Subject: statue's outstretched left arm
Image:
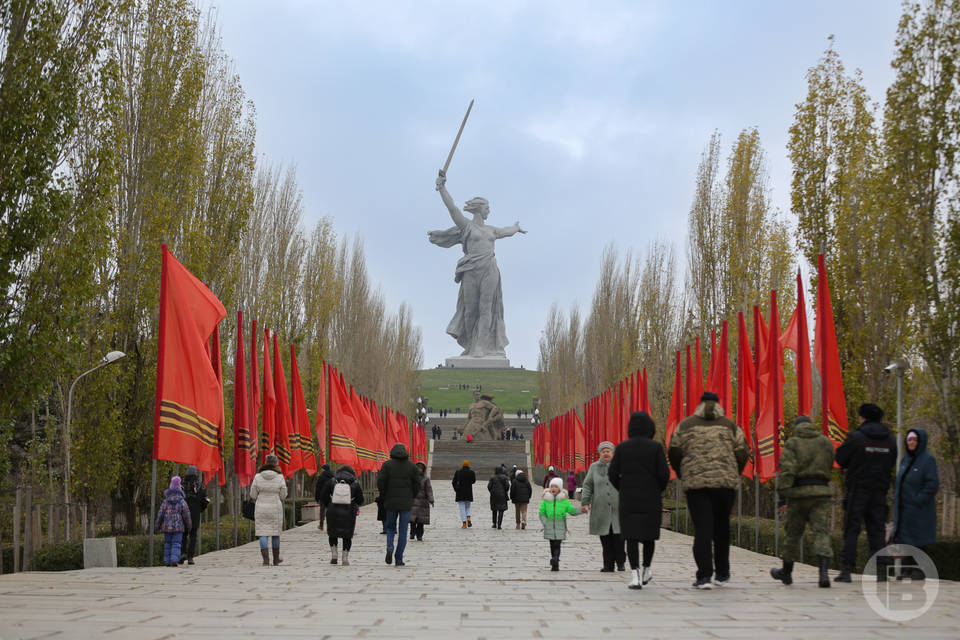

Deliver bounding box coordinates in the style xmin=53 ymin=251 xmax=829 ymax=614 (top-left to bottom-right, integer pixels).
xmin=495 ymin=221 xmax=527 ymax=239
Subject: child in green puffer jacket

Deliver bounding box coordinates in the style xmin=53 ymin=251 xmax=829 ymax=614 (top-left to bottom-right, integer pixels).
xmin=539 ymin=477 xmax=580 ymax=571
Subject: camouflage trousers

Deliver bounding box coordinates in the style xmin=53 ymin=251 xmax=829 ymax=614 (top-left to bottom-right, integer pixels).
xmin=782 ymin=496 xmax=833 ymax=562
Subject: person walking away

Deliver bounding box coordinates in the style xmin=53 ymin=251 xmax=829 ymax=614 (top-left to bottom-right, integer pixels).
xmin=377 ymin=443 xmax=421 ymax=567
xmin=411 ymin=462 xmax=435 ymax=541
xmin=566 ymin=469 xmax=578 ymax=503
xmin=320 ymin=464 xmax=363 ymax=565
xmin=610 ymin=414 xmax=670 ymax=588
xmin=453 ymin=460 xmax=477 ymax=528
xmin=488 ymin=465 xmax=510 ymax=529
xmin=668 ymin=392 xmax=749 ymax=589
xmin=834 ymin=403 xmax=897 ymax=582
xmin=314 ymin=464 xmax=335 ymax=531
xmin=542 ymin=466 xmax=558 ymax=488
xmin=770 ymin=416 xmax=835 ymax=588
xmin=155 ymin=476 xmax=192 ymax=567
xmin=181 ymin=466 xmax=207 ymax=564
xmin=250 ymin=454 xmax=287 ymax=566
xmin=510 ymin=469 xmax=533 ymax=529
xmin=892 ymin=428 xmax=939 ymax=580
xmin=539 ymin=477 xmax=580 ymax=571
xmin=582 ymin=441 xmax=625 ymax=573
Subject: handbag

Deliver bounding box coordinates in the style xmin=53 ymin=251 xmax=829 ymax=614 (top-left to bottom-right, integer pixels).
xmin=242 ymin=498 xmax=256 ymax=520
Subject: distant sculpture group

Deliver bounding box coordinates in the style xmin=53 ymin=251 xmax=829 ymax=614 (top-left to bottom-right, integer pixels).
xmin=458 ymin=391 xmax=505 ymax=441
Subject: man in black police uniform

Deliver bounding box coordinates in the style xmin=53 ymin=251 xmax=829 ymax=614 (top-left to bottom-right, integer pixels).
xmin=834 ymin=403 xmax=897 ymax=582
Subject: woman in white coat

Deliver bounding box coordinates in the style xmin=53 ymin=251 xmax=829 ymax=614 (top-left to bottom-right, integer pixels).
xmin=250 ymin=454 xmax=287 ymax=566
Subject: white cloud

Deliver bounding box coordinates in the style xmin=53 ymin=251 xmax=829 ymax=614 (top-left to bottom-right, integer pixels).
xmin=522 ymin=100 xmax=654 ymax=161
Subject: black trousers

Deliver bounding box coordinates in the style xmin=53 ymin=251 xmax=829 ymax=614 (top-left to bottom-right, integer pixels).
xmin=328 ymin=535 xmax=352 ymax=551
xmin=625 ymin=539 xmax=656 ymax=569
xmin=599 ymin=528 xmax=626 ymax=569
xmin=549 ymin=539 xmax=562 ymax=559
xmin=184 ymin=523 xmax=199 ymax=559
xmin=686 ymin=487 xmax=735 ymax=581
xmin=410 ymin=521 xmax=425 ymax=540
xmin=492 ymin=509 xmax=504 ymax=527
xmin=840 ymin=488 xmax=887 ymax=569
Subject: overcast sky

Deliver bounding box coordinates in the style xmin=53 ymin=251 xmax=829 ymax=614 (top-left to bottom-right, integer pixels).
xmin=217 ymin=1 xmax=903 ymax=371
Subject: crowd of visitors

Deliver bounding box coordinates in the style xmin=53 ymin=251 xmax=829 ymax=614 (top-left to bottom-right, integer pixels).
xmin=157 ymin=395 xmax=938 ymax=592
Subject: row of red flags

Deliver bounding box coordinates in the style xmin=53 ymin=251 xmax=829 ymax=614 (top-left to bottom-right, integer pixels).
xmin=152 ymin=245 xmax=426 ymax=487
xmin=534 ymin=254 xmax=848 ymax=484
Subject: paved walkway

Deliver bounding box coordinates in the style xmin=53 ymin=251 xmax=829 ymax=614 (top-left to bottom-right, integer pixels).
xmin=1 ymin=485 xmax=958 ymax=639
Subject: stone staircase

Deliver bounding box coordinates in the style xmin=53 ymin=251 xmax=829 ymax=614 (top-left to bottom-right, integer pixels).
xmin=430 ymin=439 xmax=529 ymax=480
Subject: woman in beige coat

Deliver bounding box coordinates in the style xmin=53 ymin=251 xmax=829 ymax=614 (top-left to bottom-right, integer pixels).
xmin=250 ymin=454 xmax=287 ymax=566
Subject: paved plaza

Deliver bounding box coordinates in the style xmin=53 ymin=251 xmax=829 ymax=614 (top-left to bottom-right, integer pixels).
xmin=0 ymin=484 xmax=957 ymax=639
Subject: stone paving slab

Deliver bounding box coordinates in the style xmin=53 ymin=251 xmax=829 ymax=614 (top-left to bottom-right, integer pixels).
xmin=0 ymin=484 xmax=958 ymax=639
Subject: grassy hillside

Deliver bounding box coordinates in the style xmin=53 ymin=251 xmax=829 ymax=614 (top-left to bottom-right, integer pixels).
xmin=418 ymin=368 xmax=539 ymax=415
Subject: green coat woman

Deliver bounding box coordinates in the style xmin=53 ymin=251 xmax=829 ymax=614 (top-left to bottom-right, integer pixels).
xmin=581 ymin=457 xmax=620 ymax=536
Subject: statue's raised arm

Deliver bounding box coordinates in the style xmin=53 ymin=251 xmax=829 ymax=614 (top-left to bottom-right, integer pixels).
xmin=435 ymin=173 xmax=468 ymax=229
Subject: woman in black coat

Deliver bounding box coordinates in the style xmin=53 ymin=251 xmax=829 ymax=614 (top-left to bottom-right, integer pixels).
xmin=181 ymin=466 xmax=208 ymax=564
xmin=509 ymin=470 xmax=533 ymax=529
xmin=487 ymin=465 xmax=510 ymax=529
xmin=320 ymin=465 xmax=364 ymax=566
xmin=452 ymin=461 xmax=476 ymax=528
xmin=609 ymin=411 xmax=669 ymax=589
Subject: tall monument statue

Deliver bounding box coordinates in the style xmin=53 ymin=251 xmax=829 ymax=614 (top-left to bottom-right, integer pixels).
xmin=427 ymin=101 xmax=526 ymax=368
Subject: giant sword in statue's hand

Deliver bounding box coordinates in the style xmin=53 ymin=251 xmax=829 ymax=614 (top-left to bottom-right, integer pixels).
xmin=439 ymin=99 xmax=474 ymax=178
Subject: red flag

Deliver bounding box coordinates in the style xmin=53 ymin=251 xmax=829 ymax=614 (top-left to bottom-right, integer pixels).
xmin=209 ymin=325 xmax=226 ymax=485
xmin=233 ymin=311 xmax=256 ymax=487
xmin=665 ymin=351 xmax=683 ymax=480
xmin=707 ymin=321 xmax=732 ymax=414
xmin=737 ymin=311 xmax=756 ymax=478
xmin=685 ymin=344 xmax=695 ymax=418
xmin=260 ymin=329 xmax=276 ymax=461
xmin=290 ymin=346 xmax=317 ymax=475
xmin=249 ymin=320 xmax=260 ymax=463
xmin=351 ymin=388 xmax=378 ymax=471
xmin=815 ymin=254 xmax=849 ymax=445
xmin=694 ymin=336 xmax=704 ymax=404
xmin=313 ymin=362 xmax=327 ymax=465
xmin=780 ymin=272 xmax=813 ymax=417
xmin=153 ymin=245 xmax=226 ymax=477
xmin=573 ymin=411 xmax=586 ymax=472
xmin=328 ymin=369 xmax=360 ymax=467
xmin=706 ymin=329 xmax=717 ymax=386
xmin=272 ymin=336 xmax=298 ymax=475
xmin=641 ymin=368 xmax=650 ymax=413
xmin=755 ymin=291 xmax=784 ymax=480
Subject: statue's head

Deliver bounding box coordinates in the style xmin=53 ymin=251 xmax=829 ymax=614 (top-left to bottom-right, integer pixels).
xmin=464 ymin=197 xmax=489 ymax=219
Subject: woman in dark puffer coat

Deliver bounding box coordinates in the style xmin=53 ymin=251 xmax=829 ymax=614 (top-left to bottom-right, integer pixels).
xmin=320 ymin=465 xmax=363 ymax=566
xmin=410 ymin=462 xmax=435 ymax=541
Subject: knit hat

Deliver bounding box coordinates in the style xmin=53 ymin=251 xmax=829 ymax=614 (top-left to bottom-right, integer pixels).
xmin=265 ymin=453 xmax=280 ymax=467
xmin=793 ymin=415 xmax=812 ymax=427
xmin=549 ymin=477 xmax=563 ymax=489
xmin=548 ymin=465 xmax=555 ymax=472
xmin=700 ymin=391 xmax=720 ymax=403
xmin=598 ymin=441 xmax=614 ymax=453
xmin=462 ymin=460 xmax=470 ymax=467
xmin=858 ymin=403 xmax=884 ymax=422
xmin=184 ymin=465 xmax=199 ymax=478
xmin=169 ymin=476 xmax=181 ymax=491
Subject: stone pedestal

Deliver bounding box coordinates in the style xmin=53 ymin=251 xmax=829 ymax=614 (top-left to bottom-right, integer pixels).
xmin=83 ymin=537 xmax=117 ymax=569
xmin=445 ymin=355 xmax=510 ymax=369
xmin=300 ymin=503 xmax=320 ymax=521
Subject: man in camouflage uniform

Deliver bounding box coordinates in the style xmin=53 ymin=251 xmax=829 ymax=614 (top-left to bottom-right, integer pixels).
xmin=668 ymin=391 xmax=750 ymax=589
xmin=771 ymin=416 xmax=835 ymax=588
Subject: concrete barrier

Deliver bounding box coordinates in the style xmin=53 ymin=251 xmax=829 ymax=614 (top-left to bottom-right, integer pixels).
xmin=83 ymin=537 xmax=117 ymax=569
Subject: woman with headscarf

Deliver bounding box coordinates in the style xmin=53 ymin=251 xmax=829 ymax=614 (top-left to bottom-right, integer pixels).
xmin=411 ymin=461 xmax=435 ymax=541
xmin=609 ymin=412 xmax=669 ymax=590
xmin=581 ymin=441 xmax=625 ymax=572
xmin=250 ymin=454 xmax=287 ymax=566
xmin=893 ymin=428 xmax=939 ymax=579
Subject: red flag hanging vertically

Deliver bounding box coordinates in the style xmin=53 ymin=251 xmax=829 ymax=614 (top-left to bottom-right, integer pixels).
xmin=153 ymin=245 xmax=227 ymax=476
xmin=780 ymin=271 xmax=813 ymax=417
xmin=685 ymin=344 xmax=695 ymax=418
xmin=272 ymin=336 xmax=298 ymax=475
xmin=755 ymin=291 xmax=784 ymax=480
xmin=290 ymin=345 xmax=317 ymax=475
xmin=233 ymin=311 xmax=255 ymax=487
xmin=328 ymin=369 xmax=360 ymax=466
xmin=707 ymin=321 xmax=732 ymax=414
xmin=313 ymin=362 xmax=327 ymax=465
xmin=260 ymin=329 xmax=276 ymax=461
xmin=351 ymin=388 xmax=378 ymax=471
xmin=573 ymin=411 xmax=586 ymax=472
xmin=814 ymin=254 xmax=849 ymax=446
xmin=694 ymin=336 xmax=704 ymax=405
xmin=737 ymin=311 xmax=756 ymax=478
xmin=665 ymin=351 xmax=684 ymax=481
xmin=641 ymin=368 xmax=650 ymax=413
xmin=249 ymin=320 xmax=260 ymax=463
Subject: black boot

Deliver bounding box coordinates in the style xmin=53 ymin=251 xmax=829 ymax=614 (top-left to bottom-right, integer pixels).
xmin=260 ymin=548 xmax=270 ymax=566
xmin=818 ymin=556 xmax=831 ymax=588
xmin=770 ymin=560 xmax=794 ymax=585
xmin=834 ymin=566 xmax=852 ymax=583
xmin=272 ymin=547 xmax=282 ymax=566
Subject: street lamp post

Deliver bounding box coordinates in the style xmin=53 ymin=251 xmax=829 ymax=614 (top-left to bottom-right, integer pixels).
xmin=886 ymin=358 xmax=910 ymax=470
xmin=64 ymin=350 xmax=125 ymax=540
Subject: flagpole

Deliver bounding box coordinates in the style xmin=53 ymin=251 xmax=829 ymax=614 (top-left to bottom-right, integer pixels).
xmin=233 ymin=473 xmax=238 ymax=548
xmin=148 ymin=459 xmax=157 ymax=566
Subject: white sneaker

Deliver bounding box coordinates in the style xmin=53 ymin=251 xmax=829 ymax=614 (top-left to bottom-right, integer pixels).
xmin=642 ymin=566 xmax=653 ymax=585
xmin=628 ymin=568 xmax=642 ymax=590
